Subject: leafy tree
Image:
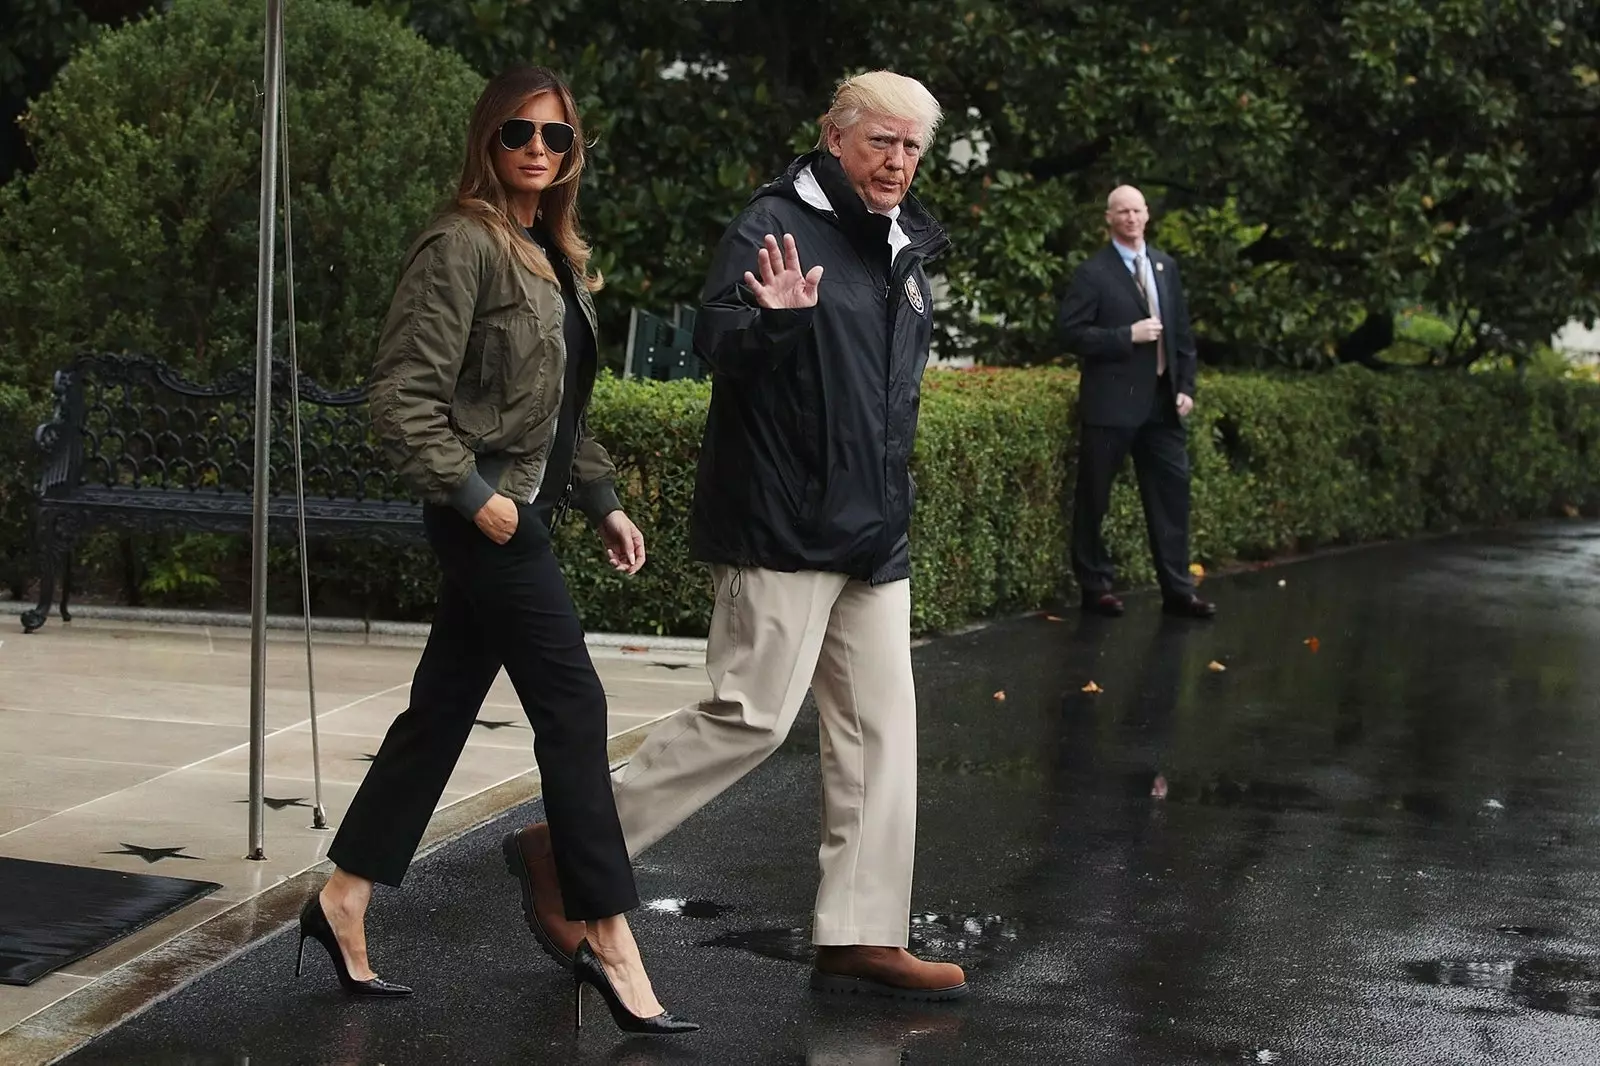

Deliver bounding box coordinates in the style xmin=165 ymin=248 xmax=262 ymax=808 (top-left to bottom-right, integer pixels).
xmin=0 ymin=1 xmax=163 ymax=183
xmin=0 ymin=0 xmax=481 ymax=388
xmin=378 ymin=0 xmax=1600 ymax=370
xmin=868 ymin=0 xmax=1600 ymax=368
xmin=4 ymin=0 xmax=1596 ymax=373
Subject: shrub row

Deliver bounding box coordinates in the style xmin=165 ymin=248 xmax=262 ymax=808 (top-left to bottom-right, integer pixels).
xmin=7 ymin=366 xmax=1597 ymax=636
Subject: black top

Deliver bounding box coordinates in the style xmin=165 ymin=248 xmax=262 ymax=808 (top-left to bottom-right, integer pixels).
xmin=687 ymin=150 xmax=949 ymax=585
xmin=525 ymin=224 xmax=594 ymax=531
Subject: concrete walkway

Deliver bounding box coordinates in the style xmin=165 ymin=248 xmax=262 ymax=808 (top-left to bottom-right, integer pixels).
xmin=0 ymin=615 xmax=707 ymax=1060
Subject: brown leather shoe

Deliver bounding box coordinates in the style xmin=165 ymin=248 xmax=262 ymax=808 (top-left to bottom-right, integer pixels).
xmin=1081 ymin=591 xmax=1125 ymax=617
xmin=502 ymin=824 xmax=585 ymax=969
xmin=1162 ymin=593 xmax=1217 ymax=619
xmin=811 ymin=946 xmax=969 ymax=1002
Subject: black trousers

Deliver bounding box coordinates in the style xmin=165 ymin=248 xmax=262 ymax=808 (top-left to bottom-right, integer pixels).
xmin=1071 ymin=375 xmax=1195 ymax=600
xmin=328 ymin=503 xmax=638 ymax=921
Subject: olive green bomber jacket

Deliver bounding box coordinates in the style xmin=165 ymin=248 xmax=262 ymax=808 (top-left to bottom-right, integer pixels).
xmin=368 ymin=213 xmax=622 ymax=526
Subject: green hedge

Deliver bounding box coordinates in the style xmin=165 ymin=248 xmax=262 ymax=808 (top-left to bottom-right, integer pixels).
xmin=556 ymin=366 xmax=1598 ymax=635
xmin=8 ymin=367 xmax=1598 ymax=636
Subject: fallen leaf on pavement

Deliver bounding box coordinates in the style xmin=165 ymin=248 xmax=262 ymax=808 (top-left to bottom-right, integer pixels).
xmin=1304 ymin=637 xmax=1320 ymax=653
xmin=1150 ymin=774 xmax=1168 ymax=799
xmin=1044 ymin=615 xmax=1065 ymax=622
xmin=620 ymin=644 xmax=650 ymax=654
xmin=1082 ymin=681 xmax=1103 ymax=694
xmin=1208 ymin=660 xmax=1227 ymax=672
xmin=993 ymin=690 xmax=1006 ymax=701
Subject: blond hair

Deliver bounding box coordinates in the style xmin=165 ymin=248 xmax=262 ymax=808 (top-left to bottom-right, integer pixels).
xmin=453 ymin=66 xmax=602 ymax=293
xmin=817 ymin=70 xmax=943 ymax=147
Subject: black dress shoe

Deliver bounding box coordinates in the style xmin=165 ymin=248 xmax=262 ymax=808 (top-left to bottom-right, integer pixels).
xmin=1081 ymin=591 xmax=1125 ymax=617
xmin=1162 ymin=594 xmax=1217 ymax=619
xmin=295 ymin=896 xmax=412 ymax=997
xmin=571 ymin=940 xmax=699 ymax=1035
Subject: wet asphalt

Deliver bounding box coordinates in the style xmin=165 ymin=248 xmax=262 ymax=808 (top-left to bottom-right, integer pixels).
xmin=59 ymin=521 xmax=1600 ymax=1064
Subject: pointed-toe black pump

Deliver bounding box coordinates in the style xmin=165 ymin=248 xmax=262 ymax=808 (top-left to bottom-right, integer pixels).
xmin=296 ymin=895 xmax=413 ymax=997
xmin=572 ymin=939 xmax=698 ymax=1036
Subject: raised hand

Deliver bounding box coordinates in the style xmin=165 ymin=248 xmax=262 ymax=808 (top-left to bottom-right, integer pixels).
xmin=744 ymin=233 xmax=823 ymax=309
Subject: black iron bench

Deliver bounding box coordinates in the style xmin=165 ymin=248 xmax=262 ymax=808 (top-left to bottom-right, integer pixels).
xmin=23 ymin=353 xmax=421 ymax=632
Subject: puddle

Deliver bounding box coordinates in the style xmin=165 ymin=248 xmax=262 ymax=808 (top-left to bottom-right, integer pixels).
xmin=1200 ymin=1045 xmax=1286 ymax=1063
xmin=1405 ymin=957 xmax=1600 ymax=1018
xmin=702 ymin=926 xmax=813 ymax=964
xmin=1496 ymin=925 xmax=1561 ymax=938
xmin=1130 ymin=774 xmax=1324 ymax=812
xmin=646 ymin=898 xmax=729 ymax=919
xmin=704 ymin=913 xmax=1022 ymax=969
xmin=909 ymin=912 xmax=1021 ymax=965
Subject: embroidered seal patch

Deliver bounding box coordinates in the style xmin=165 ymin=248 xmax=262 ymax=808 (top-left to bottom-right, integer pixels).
xmin=905 ymin=276 xmax=926 ymax=315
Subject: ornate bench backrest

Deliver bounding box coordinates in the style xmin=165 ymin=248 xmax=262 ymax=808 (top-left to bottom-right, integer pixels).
xmin=40 ymin=354 xmax=409 ymax=502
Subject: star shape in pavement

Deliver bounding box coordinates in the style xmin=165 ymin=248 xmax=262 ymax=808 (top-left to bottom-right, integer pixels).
xmin=474 ymin=718 xmax=522 ymax=731
xmin=104 ymin=843 xmax=203 ymax=864
xmin=234 ymin=796 xmax=311 ymax=811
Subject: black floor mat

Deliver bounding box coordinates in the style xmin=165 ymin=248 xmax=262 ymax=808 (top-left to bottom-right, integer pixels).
xmin=0 ymin=857 xmax=220 ymax=986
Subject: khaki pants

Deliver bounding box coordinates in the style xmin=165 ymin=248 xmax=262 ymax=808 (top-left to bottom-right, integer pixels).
xmin=611 ymin=565 xmax=918 ymax=947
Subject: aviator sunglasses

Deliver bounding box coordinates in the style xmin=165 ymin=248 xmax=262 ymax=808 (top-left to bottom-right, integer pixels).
xmin=497 ymin=118 xmax=576 ymax=155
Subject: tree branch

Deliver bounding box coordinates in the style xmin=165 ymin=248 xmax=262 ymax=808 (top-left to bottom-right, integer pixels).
xmin=1026 ymin=135 xmax=1112 ymax=182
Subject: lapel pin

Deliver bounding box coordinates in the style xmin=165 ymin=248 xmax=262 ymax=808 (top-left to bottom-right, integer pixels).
xmin=1155 ymin=262 xmax=1164 ymax=272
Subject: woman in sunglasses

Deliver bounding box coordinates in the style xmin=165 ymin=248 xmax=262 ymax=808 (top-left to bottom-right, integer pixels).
xmin=294 ymin=66 xmax=697 ymax=1038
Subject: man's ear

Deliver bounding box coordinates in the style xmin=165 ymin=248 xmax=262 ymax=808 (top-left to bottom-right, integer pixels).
xmin=826 ymin=124 xmax=845 ymax=159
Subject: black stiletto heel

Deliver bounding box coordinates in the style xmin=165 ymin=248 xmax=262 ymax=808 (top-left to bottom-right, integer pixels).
xmin=571 ymin=939 xmax=698 ymax=1036
xmin=296 ymin=895 xmax=413 ymax=997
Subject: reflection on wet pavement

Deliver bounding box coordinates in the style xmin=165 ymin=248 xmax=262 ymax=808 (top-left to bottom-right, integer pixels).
xmin=1406 ymin=958 xmax=1600 ymax=1019
xmin=702 ymin=913 xmax=1022 ymax=973
xmin=646 ymin=898 xmax=730 ymax=919
xmin=56 ymin=522 xmax=1600 ymax=1064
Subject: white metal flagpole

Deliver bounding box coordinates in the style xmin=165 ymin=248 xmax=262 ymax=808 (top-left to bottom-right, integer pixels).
xmin=247 ymin=0 xmax=286 ymax=862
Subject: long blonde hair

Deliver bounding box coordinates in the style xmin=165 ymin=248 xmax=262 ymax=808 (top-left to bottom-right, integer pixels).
xmin=454 ymin=66 xmax=602 ymax=292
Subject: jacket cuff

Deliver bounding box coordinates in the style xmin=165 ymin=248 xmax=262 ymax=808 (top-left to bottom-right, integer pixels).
xmin=448 ymin=469 xmax=496 ymax=521
xmin=573 ymin=478 xmax=623 ymax=526
xmin=759 ymin=305 xmax=815 ymax=351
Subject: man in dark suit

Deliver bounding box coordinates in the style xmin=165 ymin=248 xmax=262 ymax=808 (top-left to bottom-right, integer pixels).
xmin=1057 ymin=185 xmax=1215 ymax=619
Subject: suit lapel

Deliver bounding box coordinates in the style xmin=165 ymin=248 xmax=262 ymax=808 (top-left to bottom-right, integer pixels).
xmin=1103 ymin=244 xmax=1149 ymax=315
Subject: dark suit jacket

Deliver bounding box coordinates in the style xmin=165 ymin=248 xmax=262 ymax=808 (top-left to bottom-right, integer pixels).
xmin=1057 ymin=243 xmax=1197 ymax=427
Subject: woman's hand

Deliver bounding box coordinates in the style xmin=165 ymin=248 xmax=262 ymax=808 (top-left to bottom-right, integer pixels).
xmin=473 ymin=495 xmax=519 ymax=544
xmin=599 ymin=511 xmax=646 ymax=575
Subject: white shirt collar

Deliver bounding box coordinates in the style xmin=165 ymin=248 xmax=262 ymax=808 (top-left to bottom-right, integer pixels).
xmin=1113 ymin=239 xmax=1148 ymax=263
xmin=795 ymin=164 xmax=910 ymax=263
